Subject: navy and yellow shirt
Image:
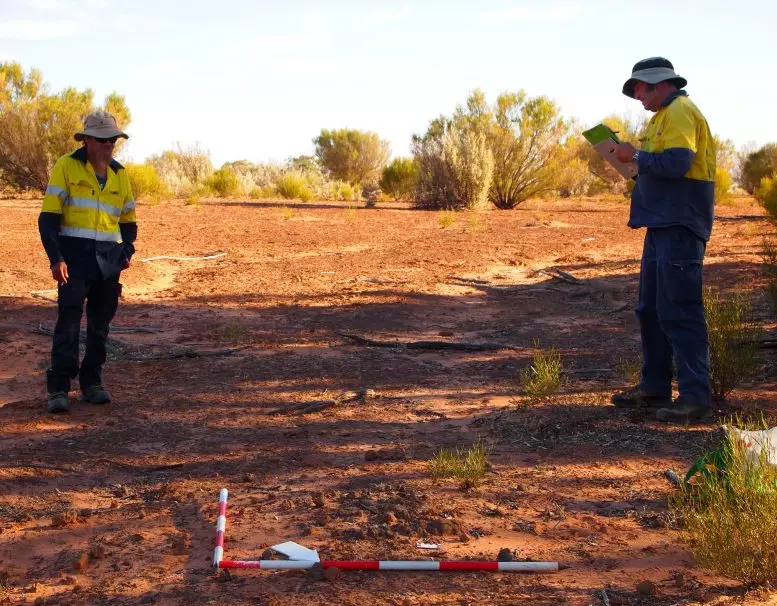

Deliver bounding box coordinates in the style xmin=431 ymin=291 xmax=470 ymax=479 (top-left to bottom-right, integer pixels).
xmin=38 ymin=147 xmax=137 ymax=279
xmin=631 ymin=91 xmax=715 ymax=241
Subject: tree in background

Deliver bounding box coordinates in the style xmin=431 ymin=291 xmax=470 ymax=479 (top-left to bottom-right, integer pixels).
xmin=147 ymin=143 xmax=213 ymax=196
xmin=0 ymin=62 xmax=130 ymax=191
xmin=741 ymin=143 xmax=777 ymax=194
xmin=412 ymin=110 xmax=494 ymax=210
xmin=714 ymin=136 xmax=736 ymax=203
xmin=486 ymin=91 xmax=569 ymax=209
xmin=313 ymin=128 xmax=390 ymax=188
xmin=380 ymin=157 xmax=418 ymax=200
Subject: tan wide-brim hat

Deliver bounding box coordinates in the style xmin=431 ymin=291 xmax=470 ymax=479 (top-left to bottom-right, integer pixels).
xmin=622 ymin=57 xmax=687 ymax=98
xmin=74 ymin=111 xmax=129 ymax=141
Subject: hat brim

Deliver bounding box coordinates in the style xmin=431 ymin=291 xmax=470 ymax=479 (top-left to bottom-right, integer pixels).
xmin=74 ymin=128 xmax=129 ymax=142
xmin=622 ymin=75 xmax=687 ymax=98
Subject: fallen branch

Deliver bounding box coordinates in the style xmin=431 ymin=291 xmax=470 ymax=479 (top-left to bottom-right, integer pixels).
xmin=140 ymin=252 xmax=227 ymax=262
xmin=123 ymin=348 xmax=237 ymax=361
xmin=31 ymin=292 xmax=58 ymax=303
xmin=31 ymin=323 xmax=130 ymax=355
xmin=108 ymin=325 xmax=163 ymax=334
xmin=600 ymin=589 xmax=610 ymax=606
xmin=270 ymin=389 xmax=374 ymax=415
xmin=337 ymin=332 xmax=515 ymax=352
xmin=538 ymin=267 xmax=582 ymax=285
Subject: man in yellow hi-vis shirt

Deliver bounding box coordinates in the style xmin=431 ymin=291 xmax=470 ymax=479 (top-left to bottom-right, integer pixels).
xmin=38 ymin=111 xmax=137 ymax=413
xmin=609 ymin=57 xmax=715 ymax=424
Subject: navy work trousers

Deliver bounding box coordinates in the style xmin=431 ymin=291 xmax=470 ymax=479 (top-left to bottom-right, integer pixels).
xmin=46 ymin=276 xmax=120 ymax=393
xmin=636 ymin=226 xmax=711 ymax=405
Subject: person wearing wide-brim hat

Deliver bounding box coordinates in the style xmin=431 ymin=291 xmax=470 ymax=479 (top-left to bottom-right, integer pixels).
xmin=609 ymin=57 xmax=716 ymax=424
xmin=38 ymin=111 xmax=138 ymax=413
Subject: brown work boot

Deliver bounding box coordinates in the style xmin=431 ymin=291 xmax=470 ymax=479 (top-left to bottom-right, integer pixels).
xmin=656 ymin=397 xmax=711 ymax=424
xmin=611 ymin=385 xmax=671 ymax=409
xmin=47 ymin=391 xmax=70 ymax=413
xmin=81 ymin=385 xmax=111 ymax=405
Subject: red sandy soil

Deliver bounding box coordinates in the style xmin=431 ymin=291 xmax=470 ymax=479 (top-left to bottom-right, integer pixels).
xmin=0 ymin=195 xmax=775 ymax=605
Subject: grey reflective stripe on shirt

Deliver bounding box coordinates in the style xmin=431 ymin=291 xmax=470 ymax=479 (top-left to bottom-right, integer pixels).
xmin=121 ymin=200 xmax=136 ymax=214
xmin=45 ymin=184 xmax=67 ymax=199
xmin=68 ymin=197 xmax=122 ymax=218
xmin=60 ymin=226 xmax=122 ymax=242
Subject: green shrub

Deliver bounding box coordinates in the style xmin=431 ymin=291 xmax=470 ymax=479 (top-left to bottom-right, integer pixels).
xmin=413 ymin=122 xmax=494 ymax=210
xmin=429 ymin=440 xmax=490 ymax=490
xmin=520 ymin=340 xmax=562 ymax=398
xmin=705 ymin=288 xmax=762 ymax=400
xmin=125 ymin=163 xmax=166 ymax=201
xmin=670 ymin=417 xmax=777 ymax=585
xmin=206 ymin=167 xmax=241 ymax=197
xmin=147 ymin=144 xmax=213 ymax=197
xmin=741 ymin=144 xmax=777 ymax=194
xmin=380 ymin=157 xmax=418 ymax=200
xmin=276 ymin=172 xmax=313 ymax=202
xmin=714 ymin=167 xmax=734 ymax=205
xmin=755 ymin=175 xmax=777 ymax=221
xmin=314 ymin=128 xmax=390 ymax=187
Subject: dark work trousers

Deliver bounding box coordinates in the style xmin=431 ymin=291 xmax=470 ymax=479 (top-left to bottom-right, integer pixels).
xmin=46 ymin=276 xmax=120 ymax=393
xmin=636 ymin=226 xmax=711 ymax=405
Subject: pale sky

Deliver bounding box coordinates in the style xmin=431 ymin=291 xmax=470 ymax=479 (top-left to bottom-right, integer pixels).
xmin=1 ymin=0 xmax=774 ymax=167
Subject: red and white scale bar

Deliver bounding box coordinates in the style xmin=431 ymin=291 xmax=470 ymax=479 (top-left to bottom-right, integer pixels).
xmin=213 ymin=488 xmax=565 ymax=573
xmin=219 ymin=560 xmax=562 ymax=572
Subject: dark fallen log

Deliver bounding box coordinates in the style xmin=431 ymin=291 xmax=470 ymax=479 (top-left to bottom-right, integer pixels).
xmin=31 ymin=323 xmax=129 ymax=355
xmin=123 ymin=348 xmax=236 ymax=361
xmin=269 ymin=389 xmax=374 ymax=415
xmin=337 ymin=332 xmax=515 ymax=352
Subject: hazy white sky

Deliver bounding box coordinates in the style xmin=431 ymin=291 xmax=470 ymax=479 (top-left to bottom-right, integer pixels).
xmin=2 ymin=0 xmax=774 ymax=167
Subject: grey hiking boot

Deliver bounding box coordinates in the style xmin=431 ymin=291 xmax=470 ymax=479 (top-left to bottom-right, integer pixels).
xmin=81 ymin=385 xmax=111 ymax=405
xmin=656 ymin=397 xmax=711 ymax=424
xmin=611 ymin=385 xmax=671 ymax=409
xmin=47 ymin=392 xmax=69 ymax=413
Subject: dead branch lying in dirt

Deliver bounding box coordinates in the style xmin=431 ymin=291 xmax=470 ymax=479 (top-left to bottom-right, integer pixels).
xmin=122 ymin=348 xmax=237 ymax=361
xmin=140 ymin=252 xmax=227 ymax=262
xmin=538 ymin=267 xmax=582 ymax=285
xmin=31 ymin=323 xmax=238 ymax=361
xmin=30 ymin=292 xmax=58 ymax=303
xmin=31 ymin=323 xmax=130 ymax=355
xmin=270 ymin=389 xmax=376 ymax=415
xmin=338 ymin=332 xmax=516 ymax=352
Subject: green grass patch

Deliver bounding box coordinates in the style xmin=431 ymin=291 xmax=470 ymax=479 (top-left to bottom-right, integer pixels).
xmin=429 ymin=440 xmax=490 ymax=490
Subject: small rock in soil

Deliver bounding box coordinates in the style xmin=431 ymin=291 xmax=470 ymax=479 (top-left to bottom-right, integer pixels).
xmin=636 ymin=580 xmax=657 ymax=596
xmin=323 ymin=566 xmax=342 ymax=582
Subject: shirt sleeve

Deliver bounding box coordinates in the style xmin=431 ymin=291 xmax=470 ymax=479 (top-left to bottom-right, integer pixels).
xmin=119 ymin=174 xmax=136 ymax=223
xmin=41 ymin=157 xmax=68 ymax=214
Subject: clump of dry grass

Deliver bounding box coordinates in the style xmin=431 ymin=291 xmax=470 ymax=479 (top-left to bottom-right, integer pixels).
xmin=520 ymin=339 xmax=562 ymax=399
xmin=429 ymin=440 xmax=490 ymax=490
xmin=671 ymin=415 xmax=777 ymax=585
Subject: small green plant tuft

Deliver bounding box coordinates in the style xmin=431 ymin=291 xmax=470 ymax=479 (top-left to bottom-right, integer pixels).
xmin=520 ymin=339 xmax=563 ymax=398
xmin=704 ymin=287 xmax=762 ymax=400
xmin=220 ymin=319 xmax=251 ymax=344
xmin=429 ymin=440 xmax=490 ymax=490
xmin=617 ymin=356 xmax=642 ymax=385
xmin=670 ymin=416 xmax=777 ymax=585
xmin=345 ymin=205 xmax=357 ymax=223
xmin=280 ymin=206 xmax=295 ymax=221
xmin=437 ymin=210 xmax=456 ymax=228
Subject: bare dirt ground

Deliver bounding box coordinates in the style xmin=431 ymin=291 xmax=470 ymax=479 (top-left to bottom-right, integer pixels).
xmin=1 ymin=196 xmax=776 ymax=606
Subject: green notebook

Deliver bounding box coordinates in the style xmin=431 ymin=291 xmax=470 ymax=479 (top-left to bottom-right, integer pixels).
xmin=582 ymin=123 xmax=621 ymax=145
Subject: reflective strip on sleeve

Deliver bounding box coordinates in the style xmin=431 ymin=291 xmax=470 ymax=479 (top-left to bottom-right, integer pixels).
xmin=46 ymin=184 xmax=68 ymax=199
xmin=122 ymin=200 xmax=136 ymax=214
xmin=60 ymin=226 xmax=122 ymax=242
